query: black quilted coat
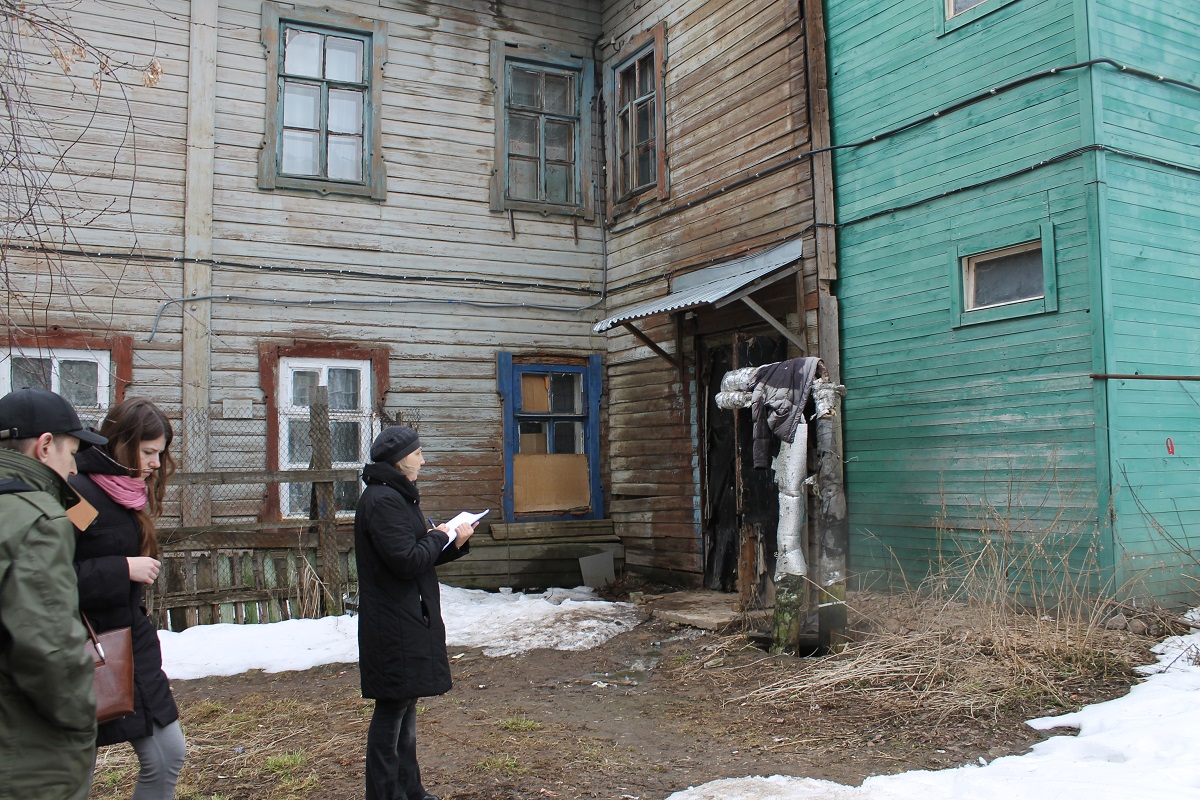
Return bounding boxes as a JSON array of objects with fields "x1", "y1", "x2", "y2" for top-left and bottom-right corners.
[
  {"x1": 70, "y1": 447, "x2": 179, "y2": 747},
  {"x1": 354, "y1": 462, "x2": 469, "y2": 700}
]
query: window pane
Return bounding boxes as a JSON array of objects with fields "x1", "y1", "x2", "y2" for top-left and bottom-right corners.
[
  {"x1": 509, "y1": 156, "x2": 538, "y2": 200},
  {"x1": 281, "y1": 129, "x2": 320, "y2": 175},
  {"x1": 328, "y1": 135, "x2": 363, "y2": 181},
  {"x1": 545, "y1": 121, "x2": 572, "y2": 162},
  {"x1": 518, "y1": 420, "x2": 547, "y2": 454},
  {"x1": 549, "y1": 373, "x2": 581, "y2": 413},
  {"x1": 11, "y1": 357, "x2": 51, "y2": 390},
  {"x1": 520, "y1": 373, "x2": 549, "y2": 412},
  {"x1": 288, "y1": 482, "x2": 313, "y2": 513},
  {"x1": 328, "y1": 89, "x2": 363, "y2": 134},
  {"x1": 635, "y1": 100, "x2": 653, "y2": 144},
  {"x1": 291, "y1": 370, "x2": 319, "y2": 406},
  {"x1": 288, "y1": 419, "x2": 313, "y2": 464},
  {"x1": 325, "y1": 36, "x2": 364, "y2": 83},
  {"x1": 551, "y1": 420, "x2": 582, "y2": 454},
  {"x1": 545, "y1": 162, "x2": 572, "y2": 204},
  {"x1": 509, "y1": 114, "x2": 538, "y2": 158},
  {"x1": 952, "y1": 0, "x2": 988, "y2": 14},
  {"x1": 328, "y1": 368, "x2": 361, "y2": 410},
  {"x1": 971, "y1": 247, "x2": 1043, "y2": 308},
  {"x1": 335, "y1": 480, "x2": 360, "y2": 512},
  {"x1": 637, "y1": 145, "x2": 656, "y2": 187},
  {"x1": 331, "y1": 420, "x2": 360, "y2": 462},
  {"x1": 637, "y1": 56, "x2": 654, "y2": 96},
  {"x1": 283, "y1": 81, "x2": 321, "y2": 129},
  {"x1": 618, "y1": 66, "x2": 634, "y2": 106},
  {"x1": 283, "y1": 29, "x2": 322, "y2": 77},
  {"x1": 544, "y1": 73, "x2": 573, "y2": 114},
  {"x1": 510, "y1": 68, "x2": 540, "y2": 109},
  {"x1": 59, "y1": 360, "x2": 99, "y2": 407}
]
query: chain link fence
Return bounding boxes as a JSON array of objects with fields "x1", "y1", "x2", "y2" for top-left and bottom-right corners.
[{"x1": 145, "y1": 392, "x2": 375, "y2": 631}]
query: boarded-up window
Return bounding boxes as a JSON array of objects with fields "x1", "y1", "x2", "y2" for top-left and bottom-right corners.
[
  {"x1": 962, "y1": 241, "x2": 1043, "y2": 311},
  {"x1": 499, "y1": 354, "x2": 602, "y2": 519}
]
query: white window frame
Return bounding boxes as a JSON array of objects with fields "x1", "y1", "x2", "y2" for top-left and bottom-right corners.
[
  {"x1": 962, "y1": 240, "x2": 1044, "y2": 311},
  {"x1": 1, "y1": 347, "x2": 111, "y2": 412},
  {"x1": 946, "y1": 0, "x2": 989, "y2": 18},
  {"x1": 277, "y1": 356, "x2": 373, "y2": 519}
]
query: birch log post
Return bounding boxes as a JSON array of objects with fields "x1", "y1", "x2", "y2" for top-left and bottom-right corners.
[{"x1": 812, "y1": 377, "x2": 848, "y2": 652}]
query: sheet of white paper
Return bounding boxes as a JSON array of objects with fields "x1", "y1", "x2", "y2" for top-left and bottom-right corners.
[{"x1": 439, "y1": 509, "x2": 489, "y2": 549}]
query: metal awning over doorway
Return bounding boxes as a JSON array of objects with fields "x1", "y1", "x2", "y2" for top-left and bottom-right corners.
[{"x1": 593, "y1": 238, "x2": 804, "y2": 366}]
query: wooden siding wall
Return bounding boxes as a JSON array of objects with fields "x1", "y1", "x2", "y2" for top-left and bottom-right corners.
[
  {"x1": 4, "y1": 0, "x2": 190, "y2": 399},
  {"x1": 825, "y1": 0, "x2": 1107, "y2": 592},
  {"x1": 6, "y1": 1, "x2": 608, "y2": 528},
  {"x1": 598, "y1": 0, "x2": 816, "y2": 585},
  {"x1": 1093, "y1": 2, "x2": 1200, "y2": 605}
]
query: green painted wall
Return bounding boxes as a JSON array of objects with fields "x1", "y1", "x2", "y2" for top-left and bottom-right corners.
[
  {"x1": 826, "y1": 0, "x2": 1200, "y2": 606},
  {"x1": 827, "y1": 0, "x2": 1102, "y2": 598},
  {"x1": 1091, "y1": 2, "x2": 1200, "y2": 605}
]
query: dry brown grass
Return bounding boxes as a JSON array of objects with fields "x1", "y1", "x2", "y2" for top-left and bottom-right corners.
[{"x1": 677, "y1": 592, "x2": 1151, "y2": 727}]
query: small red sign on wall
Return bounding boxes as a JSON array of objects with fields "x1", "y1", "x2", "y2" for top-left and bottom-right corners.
[{"x1": 1166, "y1": 438, "x2": 1175, "y2": 455}]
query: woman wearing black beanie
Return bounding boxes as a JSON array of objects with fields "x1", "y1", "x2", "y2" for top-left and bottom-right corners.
[{"x1": 354, "y1": 426, "x2": 475, "y2": 800}]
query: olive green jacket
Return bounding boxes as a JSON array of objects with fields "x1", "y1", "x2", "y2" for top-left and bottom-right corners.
[{"x1": 0, "y1": 449, "x2": 96, "y2": 800}]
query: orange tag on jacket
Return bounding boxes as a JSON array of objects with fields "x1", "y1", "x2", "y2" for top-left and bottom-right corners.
[{"x1": 66, "y1": 495, "x2": 99, "y2": 530}]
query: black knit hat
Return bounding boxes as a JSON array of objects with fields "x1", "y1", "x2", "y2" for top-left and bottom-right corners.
[
  {"x1": 0, "y1": 388, "x2": 107, "y2": 449},
  {"x1": 370, "y1": 425, "x2": 420, "y2": 464}
]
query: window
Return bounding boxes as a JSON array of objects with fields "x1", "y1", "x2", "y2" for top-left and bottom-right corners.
[
  {"x1": 606, "y1": 22, "x2": 667, "y2": 215},
  {"x1": 498, "y1": 353, "x2": 602, "y2": 520},
  {"x1": 490, "y1": 42, "x2": 595, "y2": 218},
  {"x1": 1, "y1": 347, "x2": 111, "y2": 412},
  {"x1": 963, "y1": 241, "x2": 1043, "y2": 310},
  {"x1": 949, "y1": 223, "x2": 1058, "y2": 326},
  {"x1": 276, "y1": 357, "x2": 374, "y2": 519},
  {"x1": 260, "y1": 3, "x2": 386, "y2": 199},
  {"x1": 947, "y1": 0, "x2": 988, "y2": 15}
]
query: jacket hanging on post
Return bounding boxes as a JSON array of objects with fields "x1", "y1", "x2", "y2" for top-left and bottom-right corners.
[{"x1": 749, "y1": 357, "x2": 822, "y2": 469}]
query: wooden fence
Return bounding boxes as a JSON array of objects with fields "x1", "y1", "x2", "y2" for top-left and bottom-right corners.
[{"x1": 150, "y1": 387, "x2": 359, "y2": 631}]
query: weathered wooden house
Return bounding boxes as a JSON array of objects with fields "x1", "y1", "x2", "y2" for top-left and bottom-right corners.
[
  {"x1": 824, "y1": 0, "x2": 1200, "y2": 606},
  {"x1": 591, "y1": 0, "x2": 838, "y2": 604},
  {"x1": 2, "y1": 0, "x2": 837, "y2": 617}
]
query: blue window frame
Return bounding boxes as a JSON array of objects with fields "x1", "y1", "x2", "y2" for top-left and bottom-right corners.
[{"x1": 497, "y1": 353, "x2": 602, "y2": 521}]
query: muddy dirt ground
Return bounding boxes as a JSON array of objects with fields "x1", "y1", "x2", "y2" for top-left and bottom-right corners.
[{"x1": 89, "y1": 592, "x2": 1150, "y2": 800}]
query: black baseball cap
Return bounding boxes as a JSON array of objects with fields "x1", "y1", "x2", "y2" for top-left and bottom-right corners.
[{"x1": 0, "y1": 388, "x2": 108, "y2": 449}]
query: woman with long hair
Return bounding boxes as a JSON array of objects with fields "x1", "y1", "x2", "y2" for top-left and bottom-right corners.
[{"x1": 72, "y1": 398, "x2": 185, "y2": 799}]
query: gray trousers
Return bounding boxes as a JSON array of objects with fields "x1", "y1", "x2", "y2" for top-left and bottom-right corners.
[{"x1": 129, "y1": 720, "x2": 186, "y2": 800}]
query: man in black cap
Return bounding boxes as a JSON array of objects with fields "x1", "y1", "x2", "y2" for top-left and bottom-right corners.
[{"x1": 0, "y1": 388, "x2": 108, "y2": 800}]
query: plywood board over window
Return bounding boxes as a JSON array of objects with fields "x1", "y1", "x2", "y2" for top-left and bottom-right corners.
[
  {"x1": 498, "y1": 352, "x2": 603, "y2": 521},
  {"x1": 514, "y1": 453, "x2": 591, "y2": 512}
]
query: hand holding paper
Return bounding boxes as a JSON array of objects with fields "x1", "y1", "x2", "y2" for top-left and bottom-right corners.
[{"x1": 437, "y1": 509, "x2": 488, "y2": 549}]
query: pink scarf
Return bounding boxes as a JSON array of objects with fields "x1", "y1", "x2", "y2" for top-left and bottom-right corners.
[{"x1": 90, "y1": 473, "x2": 149, "y2": 510}]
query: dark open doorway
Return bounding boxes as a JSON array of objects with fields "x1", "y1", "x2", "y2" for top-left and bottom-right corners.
[{"x1": 699, "y1": 332, "x2": 786, "y2": 602}]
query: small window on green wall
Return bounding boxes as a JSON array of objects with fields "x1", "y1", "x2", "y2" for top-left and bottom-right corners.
[
  {"x1": 949, "y1": 224, "x2": 1057, "y2": 327},
  {"x1": 947, "y1": 0, "x2": 988, "y2": 17},
  {"x1": 963, "y1": 241, "x2": 1043, "y2": 311}
]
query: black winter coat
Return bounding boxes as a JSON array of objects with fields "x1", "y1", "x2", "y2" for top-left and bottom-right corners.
[
  {"x1": 70, "y1": 447, "x2": 178, "y2": 747},
  {"x1": 354, "y1": 462, "x2": 469, "y2": 700}
]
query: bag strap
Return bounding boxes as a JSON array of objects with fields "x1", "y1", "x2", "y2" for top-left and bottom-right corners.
[{"x1": 80, "y1": 612, "x2": 106, "y2": 663}]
